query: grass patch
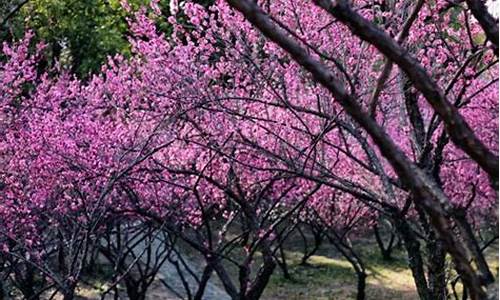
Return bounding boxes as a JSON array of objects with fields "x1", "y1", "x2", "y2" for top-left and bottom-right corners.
[
  {"x1": 263, "y1": 248, "x2": 419, "y2": 300},
  {"x1": 262, "y1": 240, "x2": 499, "y2": 300}
]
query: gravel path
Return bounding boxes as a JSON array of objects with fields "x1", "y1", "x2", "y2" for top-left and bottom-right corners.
[{"x1": 136, "y1": 236, "x2": 231, "y2": 300}]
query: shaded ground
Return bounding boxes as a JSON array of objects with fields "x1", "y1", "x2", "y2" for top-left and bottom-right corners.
[{"x1": 42, "y1": 237, "x2": 498, "y2": 300}]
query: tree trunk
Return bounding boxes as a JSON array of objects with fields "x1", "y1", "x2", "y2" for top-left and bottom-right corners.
[
  {"x1": 194, "y1": 264, "x2": 214, "y2": 300},
  {"x1": 0, "y1": 280, "x2": 4, "y2": 300},
  {"x1": 327, "y1": 234, "x2": 366, "y2": 300},
  {"x1": 277, "y1": 243, "x2": 292, "y2": 280},
  {"x1": 373, "y1": 224, "x2": 395, "y2": 261},
  {"x1": 395, "y1": 218, "x2": 431, "y2": 300},
  {"x1": 427, "y1": 239, "x2": 446, "y2": 300},
  {"x1": 454, "y1": 210, "x2": 495, "y2": 285},
  {"x1": 15, "y1": 265, "x2": 39, "y2": 300},
  {"x1": 62, "y1": 288, "x2": 75, "y2": 300},
  {"x1": 125, "y1": 278, "x2": 146, "y2": 300},
  {"x1": 356, "y1": 271, "x2": 366, "y2": 300}
]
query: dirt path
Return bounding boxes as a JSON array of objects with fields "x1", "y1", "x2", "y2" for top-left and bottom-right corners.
[{"x1": 136, "y1": 237, "x2": 231, "y2": 300}]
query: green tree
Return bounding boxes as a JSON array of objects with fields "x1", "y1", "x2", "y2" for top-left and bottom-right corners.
[{"x1": 1, "y1": 0, "x2": 214, "y2": 77}]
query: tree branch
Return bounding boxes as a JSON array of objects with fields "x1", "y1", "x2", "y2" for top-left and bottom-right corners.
[{"x1": 315, "y1": 0, "x2": 498, "y2": 186}]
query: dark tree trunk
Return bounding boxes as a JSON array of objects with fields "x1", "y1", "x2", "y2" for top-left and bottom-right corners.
[
  {"x1": 63, "y1": 293, "x2": 74, "y2": 300},
  {"x1": 124, "y1": 278, "x2": 146, "y2": 300},
  {"x1": 15, "y1": 265, "x2": 39, "y2": 300},
  {"x1": 373, "y1": 224, "x2": 395, "y2": 261},
  {"x1": 244, "y1": 255, "x2": 276, "y2": 300},
  {"x1": 0, "y1": 280, "x2": 4, "y2": 300},
  {"x1": 327, "y1": 234, "x2": 366, "y2": 300},
  {"x1": 62, "y1": 287, "x2": 75, "y2": 300},
  {"x1": 395, "y1": 218, "x2": 431, "y2": 300},
  {"x1": 194, "y1": 264, "x2": 214, "y2": 300},
  {"x1": 415, "y1": 204, "x2": 447, "y2": 300},
  {"x1": 277, "y1": 243, "x2": 292, "y2": 280},
  {"x1": 454, "y1": 210, "x2": 495, "y2": 285},
  {"x1": 427, "y1": 239, "x2": 446, "y2": 300},
  {"x1": 356, "y1": 271, "x2": 366, "y2": 300},
  {"x1": 300, "y1": 227, "x2": 323, "y2": 265}
]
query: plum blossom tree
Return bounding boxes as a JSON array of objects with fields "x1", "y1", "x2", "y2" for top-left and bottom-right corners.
[
  {"x1": 220, "y1": 0, "x2": 497, "y2": 298},
  {"x1": 0, "y1": 0, "x2": 497, "y2": 299}
]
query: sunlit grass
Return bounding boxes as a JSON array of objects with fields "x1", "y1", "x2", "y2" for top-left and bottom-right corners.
[
  {"x1": 263, "y1": 242, "x2": 500, "y2": 300},
  {"x1": 263, "y1": 248, "x2": 419, "y2": 300}
]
